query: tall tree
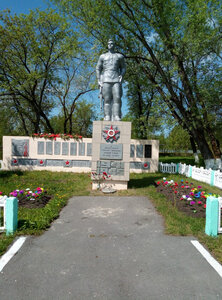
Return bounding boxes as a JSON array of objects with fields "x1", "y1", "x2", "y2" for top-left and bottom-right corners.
[
  {"x1": 52, "y1": 0, "x2": 222, "y2": 168},
  {"x1": 0, "y1": 9, "x2": 81, "y2": 134}
]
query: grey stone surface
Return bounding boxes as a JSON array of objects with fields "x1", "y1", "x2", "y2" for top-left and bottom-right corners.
[
  {"x1": 46, "y1": 159, "x2": 64, "y2": 167},
  {"x1": 72, "y1": 160, "x2": 91, "y2": 167},
  {"x1": 0, "y1": 196, "x2": 221, "y2": 300},
  {"x1": 11, "y1": 158, "x2": 37, "y2": 166},
  {"x1": 70, "y1": 143, "x2": 77, "y2": 156},
  {"x1": 136, "y1": 144, "x2": 143, "y2": 158},
  {"x1": 62, "y1": 142, "x2": 69, "y2": 155},
  {"x1": 79, "y1": 143, "x2": 85, "y2": 156},
  {"x1": 37, "y1": 141, "x2": 44, "y2": 155},
  {"x1": 100, "y1": 144, "x2": 123, "y2": 160},
  {"x1": 87, "y1": 143, "x2": 92, "y2": 156},
  {"x1": 54, "y1": 142, "x2": 61, "y2": 155},
  {"x1": 12, "y1": 139, "x2": 29, "y2": 156},
  {"x1": 46, "y1": 142, "x2": 53, "y2": 155},
  {"x1": 97, "y1": 160, "x2": 124, "y2": 176},
  {"x1": 130, "y1": 144, "x2": 135, "y2": 158},
  {"x1": 130, "y1": 162, "x2": 142, "y2": 169}
]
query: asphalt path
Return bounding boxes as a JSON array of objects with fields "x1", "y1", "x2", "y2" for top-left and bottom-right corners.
[{"x1": 0, "y1": 196, "x2": 221, "y2": 300}]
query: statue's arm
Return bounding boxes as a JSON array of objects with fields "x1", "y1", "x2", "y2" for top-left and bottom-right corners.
[{"x1": 96, "y1": 55, "x2": 104, "y2": 86}]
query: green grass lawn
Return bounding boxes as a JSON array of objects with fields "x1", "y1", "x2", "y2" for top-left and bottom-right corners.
[{"x1": 0, "y1": 170, "x2": 221, "y2": 264}]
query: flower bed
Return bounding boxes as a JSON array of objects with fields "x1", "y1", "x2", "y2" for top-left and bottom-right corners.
[
  {"x1": 155, "y1": 178, "x2": 221, "y2": 218},
  {"x1": 0, "y1": 187, "x2": 51, "y2": 209}
]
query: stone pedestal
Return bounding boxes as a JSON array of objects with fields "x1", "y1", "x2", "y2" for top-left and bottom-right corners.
[{"x1": 91, "y1": 121, "x2": 131, "y2": 190}]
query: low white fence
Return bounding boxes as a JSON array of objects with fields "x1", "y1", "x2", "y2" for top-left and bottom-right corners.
[{"x1": 159, "y1": 162, "x2": 222, "y2": 189}]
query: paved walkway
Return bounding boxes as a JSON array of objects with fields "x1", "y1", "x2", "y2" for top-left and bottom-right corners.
[{"x1": 0, "y1": 196, "x2": 221, "y2": 299}]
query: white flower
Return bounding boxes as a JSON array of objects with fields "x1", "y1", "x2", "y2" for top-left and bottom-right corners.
[
  {"x1": 16, "y1": 189, "x2": 19, "y2": 192},
  {"x1": 26, "y1": 188, "x2": 30, "y2": 191},
  {"x1": 170, "y1": 180, "x2": 174, "y2": 184},
  {"x1": 163, "y1": 177, "x2": 166, "y2": 180},
  {"x1": 187, "y1": 197, "x2": 192, "y2": 201},
  {"x1": 182, "y1": 195, "x2": 186, "y2": 199}
]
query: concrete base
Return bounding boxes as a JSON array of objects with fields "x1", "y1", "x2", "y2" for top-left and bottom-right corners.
[
  {"x1": 92, "y1": 181, "x2": 128, "y2": 191},
  {"x1": 91, "y1": 121, "x2": 131, "y2": 190}
]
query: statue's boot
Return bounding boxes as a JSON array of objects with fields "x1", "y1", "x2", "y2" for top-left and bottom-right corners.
[
  {"x1": 113, "y1": 103, "x2": 121, "y2": 121},
  {"x1": 104, "y1": 103, "x2": 111, "y2": 121}
]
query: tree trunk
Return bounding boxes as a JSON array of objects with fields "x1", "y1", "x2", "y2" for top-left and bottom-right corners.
[{"x1": 189, "y1": 136, "x2": 199, "y2": 164}]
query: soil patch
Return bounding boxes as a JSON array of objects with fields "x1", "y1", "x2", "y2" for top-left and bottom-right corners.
[
  {"x1": 18, "y1": 195, "x2": 52, "y2": 209},
  {"x1": 155, "y1": 182, "x2": 206, "y2": 218}
]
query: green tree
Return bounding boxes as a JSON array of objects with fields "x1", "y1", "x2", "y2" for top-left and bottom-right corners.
[
  {"x1": 52, "y1": 0, "x2": 222, "y2": 167},
  {"x1": 50, "y1": 100, "x2": 96, "y2": 137},
  {"x1": 0, "y1": 9, "x2": 80, "y2": 134}
]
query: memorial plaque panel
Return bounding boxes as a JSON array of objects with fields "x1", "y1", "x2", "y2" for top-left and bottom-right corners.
[
  {"x1": 72, "y1": 160, "x2": 91, "y2": 167},
  {"x1": 87, "y1": 143, "x2": 92, "y2": 156},
  {"x1": 136, "y1": 145, "x2": 143, "y2": 158},
  {"x1": 100, "y1": 144, "x2": 123, "y2": 160},
  {"x1": 96, "y1": 160, "x2": 125, "y2": 176},
  {"x1": 54, "y1": 142, "x2": 61, "y2": 155},
  {"x1": 79, "y1": 143, "x2": 85, "y2": 156},
  {"x1": 145, "y1": 144, "x2": 152, "y2": 158},
  {"x1": 12, "y1": 139, "x2": 29, "y2": 156},
  {"x1": 62, "y1": 142, "x2": 69, "y2": 155},
  {"x1": 37, "y1": 141, "x2": 44, "y2": 155},
  {"x1": 46, "y1": 142, "x2": 53, "y2": 155},
  {"x1": 130, "y1": 144, "x2": 135, "y2": 158},
  {"x1": 70, "y1": 143, "x2": 77, "y2": 156}
]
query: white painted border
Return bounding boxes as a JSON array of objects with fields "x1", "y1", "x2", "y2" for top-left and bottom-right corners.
[
  {"x1": 191, "y1": 240, "x2": 222, "y2": 278},
  {"x1": 0, "y1": 236, "x2": 27, "y2": 272}
]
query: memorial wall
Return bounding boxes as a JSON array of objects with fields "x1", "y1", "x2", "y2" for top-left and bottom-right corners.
[{"x1": 2, "y1": 135, "x2": 159, "y2": 173}]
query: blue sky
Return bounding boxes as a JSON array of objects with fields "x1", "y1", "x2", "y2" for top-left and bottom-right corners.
[{"x1": 0, "y1": 0, "x2": 49, "y2": 14}]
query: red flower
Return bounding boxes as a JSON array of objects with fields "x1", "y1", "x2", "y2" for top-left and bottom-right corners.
[
  {"x1": 157, "y1": 181, "x2": 160, "y2": 185},
  {"x1": 13, "y1": 159, "x2": 18, "y2": 164},
  {"x1": 174, "y1": 191, "x2": 178, "y2": 194},
  {"x1": 204, "y1": 204, "x2": 206, "y2": 209}
]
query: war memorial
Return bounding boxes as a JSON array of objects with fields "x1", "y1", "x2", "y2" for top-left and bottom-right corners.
[{"x1": 2, "y1": 40, "x2": 159, "y2": 190}]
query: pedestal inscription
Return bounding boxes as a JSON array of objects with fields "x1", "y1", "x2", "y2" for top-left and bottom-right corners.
[{"x1": 100, "y1": 144, "x2": 123, "y2": 160}]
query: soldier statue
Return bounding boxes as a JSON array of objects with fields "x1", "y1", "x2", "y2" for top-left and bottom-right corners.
[{"x1": 96, "y1": 39, "x2": 126, "y2": 121}]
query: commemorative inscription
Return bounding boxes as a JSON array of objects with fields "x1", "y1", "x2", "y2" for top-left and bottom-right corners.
[{"x1": 100, "y1": 144, "x2": 123, "y2": 160}]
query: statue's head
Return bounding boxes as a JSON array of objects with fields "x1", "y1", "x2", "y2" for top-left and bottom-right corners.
[{"x1": 108, "y1": 39, "x2": 115, "y2": 51}]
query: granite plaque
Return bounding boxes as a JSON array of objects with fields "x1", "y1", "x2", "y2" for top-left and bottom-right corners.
[
  {"x1": 70, "y1": 143, "x2": 77, "y2": 156},
  {"x1": 100, "y1": 144, "x2": 123, "y2": 160},
  {"x1": 54, "y1": 142, "x2": 61, "y2": 155},
  {"x1": 96, "y1": 160, "x2": 125, "y2": 176},
  {"x1": 130, "y1": 162, "x2": 142, "y2": 169},
  {"x1": 79, "y1": 143, "x2": 85, "y2": 156},
  {"x1": 145, "y1": 144, "x2": 152, "y2": 158},
  {"x1": 37, "y1": 141, "x2": 44, "y2": 155},
  {"x1": 46, "y1": 159, "x2": 64, "y2": 166},
  {"x1": 46, "y1": 142, "x2": 53, "y2": 155},
  {"x1": 11, "y1": 158, "x2": 37, "y2": 166},
  {"x1": 72, "y1": 160, "x2": 91, "y2": 167},
  {"x1": 130, "y1": 144, "x2": 135, "y2": 158},
  {"x1": 136, "y1": 145, "x2": 143, "y2": 158},
  {"x1": 62, "y1": 142, "x2": 69, "y2": 155},
  {"x1": 12, "y1": 139, "x2": 29, "y2": 156},
  {"x1": 87, "y1": 143, "x2": 92, "y2": 156}
]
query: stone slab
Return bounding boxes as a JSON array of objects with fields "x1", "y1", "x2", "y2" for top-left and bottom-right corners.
[
  {"x1": 12, "y1": 139, "x2": 29, "y2": 157},
  {"x1": 100, "y1": 144, "x2": 123, "y2": 160}
]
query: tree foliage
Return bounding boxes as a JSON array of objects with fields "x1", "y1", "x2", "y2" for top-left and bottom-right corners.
[
  {"x1": 52, "y1": 0, "x2": 222, "y2": 163},
  {"x1": 0, "y1": 9, "x2": 94, "y2": 136}
]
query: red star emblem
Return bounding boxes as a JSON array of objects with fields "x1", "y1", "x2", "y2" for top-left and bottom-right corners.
[
  {"x1": 103, "y1": 125, "x2": 120, "y2": 141},
  {"x1": 65, "y1": 160, "x2": 70, "y2": 165}
]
